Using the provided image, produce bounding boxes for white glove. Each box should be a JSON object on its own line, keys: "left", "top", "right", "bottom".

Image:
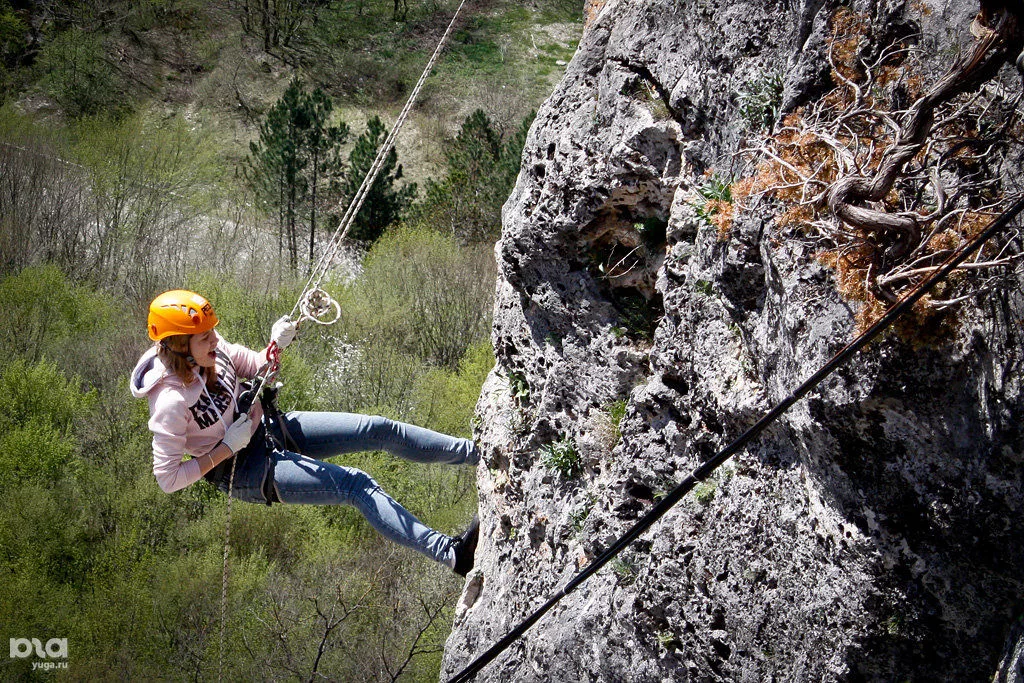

{"left": 222, "top": 414, "right": 254, "bottom": 454}
{"left": 270, "top": 315, "right": 298, "bottom": 350}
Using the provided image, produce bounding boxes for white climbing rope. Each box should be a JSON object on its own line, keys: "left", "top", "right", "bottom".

{"left": 292, "top": 0, "right": 471, "bottom": 321}
{"left": 298, "top": 287, "right": 342, "bottom": 326}
{"left": 216, "top": 2, "right": 470, "bottom": 678}
{"left": 217, "top": 454, "right": 239, "bottom": 683}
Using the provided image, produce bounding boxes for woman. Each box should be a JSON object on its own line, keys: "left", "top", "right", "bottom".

{"left": 130, "top": 289, "right": 479, "bottom": 575}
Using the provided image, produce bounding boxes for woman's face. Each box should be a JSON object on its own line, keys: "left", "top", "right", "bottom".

{"left": 189, "top": 330, "right": 219, "bottom": 368}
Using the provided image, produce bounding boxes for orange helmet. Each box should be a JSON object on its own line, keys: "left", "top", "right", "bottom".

{"left": 147, "top": 290, "right": 219, "bottom": 341}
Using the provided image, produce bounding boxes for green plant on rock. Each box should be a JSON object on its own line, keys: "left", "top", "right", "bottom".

{"left": 569, "top": 493, "right": 596, "bottom": 534}
{"left": 693, "top": 279, "right": 715, "bottom": 296}
{"left": 610, "top": 556, "right": 638, "bottom": 584}
{"left": 688, "top": 172, "right": 739, "bottom": 240}
{"left": 606, "top": 399, "right": 627, "bottom": 444}
{"left": 737, "top": 69, "right": 783, "bottom": 131}
{"left": 542, "top": 435, "right": 581, "bottom": 479}
{"left": 657, "top": 630, "right": 682, "bottom": 652}
{"left": 693, "top": 480, "right": 717, "bottom": 506}
{"left": 507, "top": 370, "right": 530, "bottom": 403}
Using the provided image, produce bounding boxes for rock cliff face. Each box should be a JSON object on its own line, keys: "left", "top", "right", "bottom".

{"left": 443, "top": 1, "right": 1024, "bottom": 680}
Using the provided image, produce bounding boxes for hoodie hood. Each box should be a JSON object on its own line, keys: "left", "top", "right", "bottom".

{"left": 130, "top": 346, "right": 188, "bottom": 398}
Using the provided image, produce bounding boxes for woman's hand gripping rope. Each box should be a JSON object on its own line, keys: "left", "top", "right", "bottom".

{"left": 222, "top": 414, "right": 255, "bottom": 454}
{"left": 270, "top": 315, "right": 299, "bottom": 350}
{"left": 239, "top": 289, "right": 340, "bottom": 417}
{"left": 234, "top": 316, "right": 298, "bottom": 417}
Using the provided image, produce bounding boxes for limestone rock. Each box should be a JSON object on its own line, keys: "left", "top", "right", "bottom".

{"left": 443, "top": 1, "right": 1024, "bottom": 680}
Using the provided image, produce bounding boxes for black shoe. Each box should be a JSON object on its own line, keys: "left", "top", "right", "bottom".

{"left": 452, "top": 515, "right": 480, "bottom": 577}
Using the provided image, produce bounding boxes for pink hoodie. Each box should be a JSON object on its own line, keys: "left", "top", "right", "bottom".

{"left": 130, "top": 333, "right": 266, "bottom": 493}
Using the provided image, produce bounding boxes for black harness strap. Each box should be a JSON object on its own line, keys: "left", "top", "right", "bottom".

{"left": 256, "top": 383, "right": 299, "bottom": 506}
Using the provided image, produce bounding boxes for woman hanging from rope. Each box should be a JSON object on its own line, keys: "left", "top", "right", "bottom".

{"left": 130, "top": 289, "right": 480, "bottom": 575}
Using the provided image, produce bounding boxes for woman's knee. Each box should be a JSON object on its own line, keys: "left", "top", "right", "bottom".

{"left": 343, "top": 466, "right": 381, "bottom": 495}
{"left": 365, "top": 414, "right": 398, "bottom": 440}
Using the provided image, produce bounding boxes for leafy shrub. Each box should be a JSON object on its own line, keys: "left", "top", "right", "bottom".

{"left": 542, "top": 435, "right": 582, "bottom": 479}
{"left": 0, "top": 358, "right": 95, "bottom": 431}
{"left": 37, "top": 28, "right": 124, "bottom": 118}
{"left": 0, "top": 359, "right": 95, "bottom": 490}
{"left": 737, "top": 70, "right": 783, "bottom": 131}
{"left": 413, "top": 340, "right": 495, "bottom": 438}
{"left": 0, "top": 265, "right": 110, "bottom": 367}
{"left": 340, "top": 224, "right": 495, "bottom": 371}
{"left": 0, "top": 420, "right": 77, "bottom": 490}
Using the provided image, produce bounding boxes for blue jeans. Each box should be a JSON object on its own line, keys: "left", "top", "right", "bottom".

{"left": 211, "top": 412, "right": 479, "bottom": 566}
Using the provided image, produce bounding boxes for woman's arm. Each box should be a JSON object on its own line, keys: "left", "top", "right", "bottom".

{"left": 195, "top": 413, "right": 256, "bottom": 477}
{"left": 195, "top": 441, "right": 236, "bottom": 477}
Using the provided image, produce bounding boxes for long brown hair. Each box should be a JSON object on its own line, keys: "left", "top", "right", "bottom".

{"left": 157, "top": 334, "right": 219, "bottom": 390}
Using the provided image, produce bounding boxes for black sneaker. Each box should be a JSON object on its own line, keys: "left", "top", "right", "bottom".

{"left": 452, "top": 515, "right": 480, "bottom": 577}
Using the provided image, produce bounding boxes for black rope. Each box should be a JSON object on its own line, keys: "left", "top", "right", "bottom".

{"left": 448, "top": 195, "right": 1024, "bottom": 683}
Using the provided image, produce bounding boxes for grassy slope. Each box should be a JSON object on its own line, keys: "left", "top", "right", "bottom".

{"left": 33, "top": 0, "right": 584, "bottom": 189}
{"left": 0, "top": 3, "right": 583, "bottom": 680}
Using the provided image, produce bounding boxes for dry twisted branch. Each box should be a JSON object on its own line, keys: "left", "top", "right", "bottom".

{"left": 740, "top": 2, "right": 1024, "bottom": 331}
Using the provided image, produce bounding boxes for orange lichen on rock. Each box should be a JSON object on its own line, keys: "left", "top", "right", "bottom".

{"left": 585, "top": 0, "right": 607, "bottom": 27}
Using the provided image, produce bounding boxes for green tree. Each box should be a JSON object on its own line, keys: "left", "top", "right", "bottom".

{"left": 0, "top": 0, "right": 26, "bottom": 71}
{"left": 302, "top": 86, "right": 347, "bottom": 268}
{"left": 417, "top": 109, "right": 532, "bottom": 243}
{"left": 342, "top": 115, "right": 416, "bottom": 243}
{"left": 36, "top": 28, "right": 123, "bottom": 118}
{"left": 237, "top": 0, "right": 323, "bottom": 53}
{"left": 245, "top": 78, "right": 347, "bottom": 272}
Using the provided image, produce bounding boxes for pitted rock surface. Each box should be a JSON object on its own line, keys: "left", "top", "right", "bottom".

{"left": 443, "top": 1, "right": 1024, "bottom": 680}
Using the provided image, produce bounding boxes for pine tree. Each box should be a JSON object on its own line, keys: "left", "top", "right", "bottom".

{"left": 244, "top": 78, "right": 347, "bottom": 272}
{"left": 342, "top": 115, "right": 417, "bottom": 243}
{"left": 417, "top": 109, "right": 533, "bottom": 243}
{"left": 302, "top": 87, "right": 347, "bottom": 267}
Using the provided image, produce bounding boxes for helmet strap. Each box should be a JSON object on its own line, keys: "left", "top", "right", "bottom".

{"left": 160, "top": 340, "right": 197, "bottom": 366}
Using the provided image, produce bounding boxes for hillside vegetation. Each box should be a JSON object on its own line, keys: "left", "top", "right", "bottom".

{"left": 0, "top": 0, "right": 582, "bottom": 679}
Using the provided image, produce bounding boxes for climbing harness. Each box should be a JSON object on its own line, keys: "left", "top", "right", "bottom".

{"left": 215, "top": 2, "right": 470, "bottom": 680}
{"left": 447, "top": 197, "right": 1024, "bottom": 683}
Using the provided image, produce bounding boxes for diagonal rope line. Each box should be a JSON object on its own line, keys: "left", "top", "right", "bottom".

{"left": 291, "top": 0, "right": 470, "bottom": 319}
{"left": 218, "top": 4, "right": 470, "bottom": 678}
{"left": 448, "top": 195, "right": 1024, "bottom": 683}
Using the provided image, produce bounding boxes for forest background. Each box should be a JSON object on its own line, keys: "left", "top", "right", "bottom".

{"left": 0, "top": 0, "right": 582, "bottom": 679}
